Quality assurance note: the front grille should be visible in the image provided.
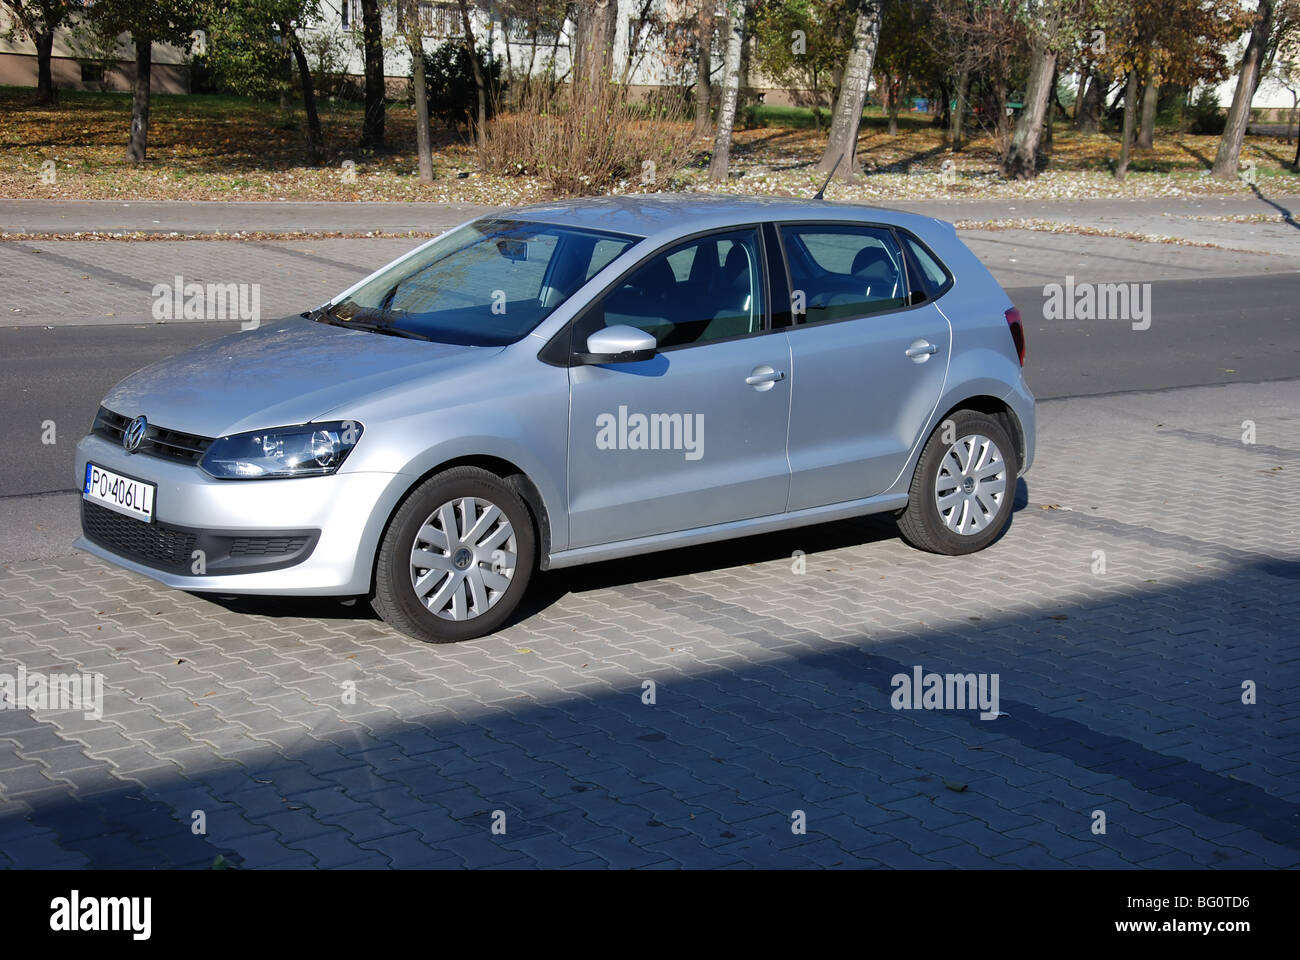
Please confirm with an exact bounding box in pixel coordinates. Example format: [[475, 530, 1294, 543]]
[[93, 407, 214, 464], [229, 536, 310, 558], [81, 500, 196, 571]]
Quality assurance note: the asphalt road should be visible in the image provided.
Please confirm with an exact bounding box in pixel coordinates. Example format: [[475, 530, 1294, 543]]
[[4, 269, 1298, 499]]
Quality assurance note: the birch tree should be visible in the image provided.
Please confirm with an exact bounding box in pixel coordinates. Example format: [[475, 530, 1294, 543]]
[[709, 0, 746, 181], [816, 0, 882, 179]]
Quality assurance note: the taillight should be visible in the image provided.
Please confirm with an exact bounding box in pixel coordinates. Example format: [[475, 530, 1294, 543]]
[[1005, 306, 1025, 366]]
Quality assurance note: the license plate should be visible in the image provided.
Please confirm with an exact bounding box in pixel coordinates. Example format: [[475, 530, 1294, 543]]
[[83, 463, 155, 523]]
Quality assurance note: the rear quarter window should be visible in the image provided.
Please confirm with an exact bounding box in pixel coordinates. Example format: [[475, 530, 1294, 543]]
[[899, 231, 953, 297]]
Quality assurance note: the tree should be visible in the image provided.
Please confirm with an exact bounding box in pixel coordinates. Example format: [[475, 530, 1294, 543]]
[[203, 0, 325, 165], [709, 0, 746, 180], [1074, 67, 1102, 133], [1002, 1, 1089, 180], [400, 0, 432, 181], [816, 0, 882, 178], [694, 0, 715, 135], [2, 0, 80, 104], [1092, 0, 1245, 159], [358, 0, 385, 149], [751, 0, 853, 133], [1213, 0, 1275, 178], [81, 0, 196, 162], [876, 0, 939, 137], [453, 0, 488, 146], [930, 0, 1021, 153]]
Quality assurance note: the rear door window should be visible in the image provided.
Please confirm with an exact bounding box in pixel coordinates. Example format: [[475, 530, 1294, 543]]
[[779, 224, 910, 324]]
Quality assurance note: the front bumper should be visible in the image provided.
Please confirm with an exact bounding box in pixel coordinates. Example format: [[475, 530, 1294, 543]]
[[74, 433, 404, 595]]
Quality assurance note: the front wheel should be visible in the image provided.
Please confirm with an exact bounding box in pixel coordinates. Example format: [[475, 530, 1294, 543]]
[[897, 410, 1017, 555], [372, 467, 536, 643]]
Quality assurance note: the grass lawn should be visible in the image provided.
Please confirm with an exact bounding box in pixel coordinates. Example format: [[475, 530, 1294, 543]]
[[2, 85, 1298, 204]]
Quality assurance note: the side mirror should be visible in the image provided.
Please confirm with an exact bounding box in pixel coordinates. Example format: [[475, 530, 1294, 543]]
[[576, 325, 657, 364]]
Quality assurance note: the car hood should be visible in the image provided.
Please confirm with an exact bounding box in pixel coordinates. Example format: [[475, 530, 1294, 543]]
[[101, 315, 496, 438]]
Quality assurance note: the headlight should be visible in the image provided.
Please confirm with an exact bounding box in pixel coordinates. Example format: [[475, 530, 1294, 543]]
[[200, 420, 363, 480]]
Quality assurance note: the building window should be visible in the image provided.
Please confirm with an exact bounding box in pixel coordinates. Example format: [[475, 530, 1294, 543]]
[[80, 63, 105, 83], [420, 3, 464, 37], [504, 15, 561, 45]]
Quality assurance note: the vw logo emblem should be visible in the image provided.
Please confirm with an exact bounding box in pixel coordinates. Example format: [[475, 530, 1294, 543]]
[[122, 416, 147, 454]]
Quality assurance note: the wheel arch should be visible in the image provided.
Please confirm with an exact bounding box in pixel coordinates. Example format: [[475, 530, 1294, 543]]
[[932, 395, 1026, 474], [368, 454, 555, 597]]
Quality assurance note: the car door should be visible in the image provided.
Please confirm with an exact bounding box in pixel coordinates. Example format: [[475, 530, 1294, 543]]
[[564, 227, 792, 549], [778, 221, 951, 511]]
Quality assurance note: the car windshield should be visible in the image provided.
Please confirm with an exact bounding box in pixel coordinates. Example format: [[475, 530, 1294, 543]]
[[318, 219, 640, 346]]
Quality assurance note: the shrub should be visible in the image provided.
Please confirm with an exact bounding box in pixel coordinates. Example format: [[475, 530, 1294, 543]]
[[1187, 88, 1226, 136], [423, 39, 503, 131], [477, 81, 696, 195]]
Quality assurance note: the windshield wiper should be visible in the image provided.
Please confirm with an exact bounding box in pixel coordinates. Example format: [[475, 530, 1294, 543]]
[[359, 323, 433, 341], [308, 308, 433, 341]]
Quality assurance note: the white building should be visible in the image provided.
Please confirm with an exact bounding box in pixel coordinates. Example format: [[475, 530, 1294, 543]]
[[0, 1, 697, 97]]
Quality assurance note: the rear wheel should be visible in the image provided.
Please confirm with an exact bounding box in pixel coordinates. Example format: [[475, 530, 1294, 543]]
[[372, 467, 536, 643], [897, 410, 1016, 555]]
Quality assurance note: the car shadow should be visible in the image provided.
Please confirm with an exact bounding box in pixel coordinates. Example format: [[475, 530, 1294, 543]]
[[526, 476, 1030, 616], [205, 478, 1031, 632]]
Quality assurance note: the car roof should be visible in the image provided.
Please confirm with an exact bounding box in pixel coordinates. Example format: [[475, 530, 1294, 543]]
[[499, 193, 950, 243]]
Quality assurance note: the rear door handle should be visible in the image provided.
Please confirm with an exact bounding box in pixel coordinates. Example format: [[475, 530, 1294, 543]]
[[905, 340, 939, 360], [745, 365, 785, 390]]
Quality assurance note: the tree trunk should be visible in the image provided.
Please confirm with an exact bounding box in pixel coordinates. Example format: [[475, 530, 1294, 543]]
[[709, 0, 745, 181], [287, 29, 324, 166], [1116, 70, 1138, 181], [360, 0, 386, 150], [1076, 67, 1101, 133], [1002, 44, 1056, 179], [126, 38, 151, 163], [1044, 64, 1059, 156], [456, 0, 488, 145], [1212, 0, 1274, 179], [574, 0, 617, 89], [816, 0, 882, 178], [34, 29, 56, 105], [886, 75, 899, 135], [949, 67, 968, 152], [693, 0, 715, 136], [936, 78, 951, 130], [406, 17, 433, 182], [1136, 72, 1157, 149]]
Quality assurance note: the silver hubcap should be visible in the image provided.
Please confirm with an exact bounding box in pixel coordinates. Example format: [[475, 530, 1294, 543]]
[[410, 497, 516, 621], [934, 433, 1007, 536]]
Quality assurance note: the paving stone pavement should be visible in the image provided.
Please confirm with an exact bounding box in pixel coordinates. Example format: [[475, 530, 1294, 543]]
[[0, 379, 1297, 868]]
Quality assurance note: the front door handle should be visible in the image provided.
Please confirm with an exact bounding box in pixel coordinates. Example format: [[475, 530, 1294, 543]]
[[905, 340, 939, 361], [745, 365, 786, 391]]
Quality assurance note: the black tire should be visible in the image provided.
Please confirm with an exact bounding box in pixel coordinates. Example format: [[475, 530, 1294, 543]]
[[372, 466, 536, 643], [897, 410, 1017, 556]]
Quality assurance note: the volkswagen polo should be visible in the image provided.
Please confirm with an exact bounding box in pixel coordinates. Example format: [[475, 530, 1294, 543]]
[[75, 195, 1034, 643]]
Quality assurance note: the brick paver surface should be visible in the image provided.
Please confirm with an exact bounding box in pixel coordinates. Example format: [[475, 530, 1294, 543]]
[[1, 380, 1297, 868]]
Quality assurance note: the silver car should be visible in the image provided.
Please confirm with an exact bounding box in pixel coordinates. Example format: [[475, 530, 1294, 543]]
[[75, 196, 1034, 643]]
